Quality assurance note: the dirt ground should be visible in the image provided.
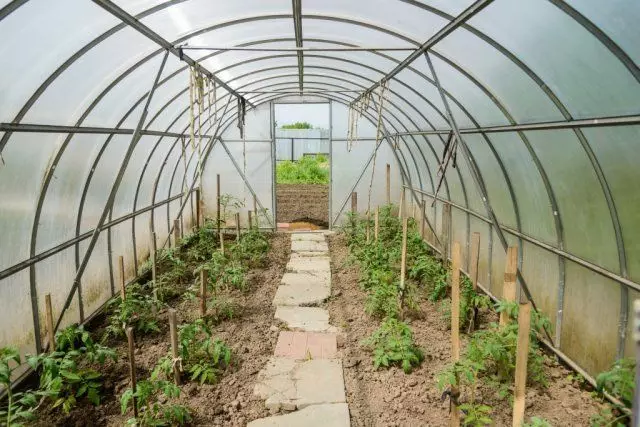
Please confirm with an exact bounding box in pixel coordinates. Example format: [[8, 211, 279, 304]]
[[32, 233, 290, 427], [276, 183, 329, 226], [326, 233, 605, 427]]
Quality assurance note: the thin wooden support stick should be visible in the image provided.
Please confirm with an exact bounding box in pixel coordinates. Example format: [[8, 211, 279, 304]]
[[119, 255, 126, 300], [398, 217, 409, 310], [441, 203, 451, 260], [500, 246, 519, 326], [150, 232, 157, 300], [451, 241, 462, 427], [168, 310, 182, 385], [253, 195, 259, 229], [398, 187, 404, 219], [195, 188, 202, 228], [386, 163, 391, 205], [351, 192, 357, 214], [468, 232, 481, 332], [219, 226, 225, 256], [420, 200, 426, 239], [45, 294, 55, 352], [200, 270, 207, 317], [126, 327, 139, 418], [512, 302, 532, 426], [248, 210, 253, 229], [235, 212, 241, 241], [216, 174, 221, 235], [366, 211, 371, 243], [174, 219, 180, 246], [374, 207, 379, 241]]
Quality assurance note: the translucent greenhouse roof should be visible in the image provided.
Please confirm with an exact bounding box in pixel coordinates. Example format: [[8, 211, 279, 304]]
[[0, 0, 639, 381]]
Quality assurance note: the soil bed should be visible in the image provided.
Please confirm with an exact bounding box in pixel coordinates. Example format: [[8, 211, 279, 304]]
[[31, 232, 289, 427], [326, 233, 604, 426]]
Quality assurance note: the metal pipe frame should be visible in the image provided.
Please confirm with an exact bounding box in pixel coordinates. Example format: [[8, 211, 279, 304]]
[[179, 46, 417, 52], [291, 0, 303, 92]]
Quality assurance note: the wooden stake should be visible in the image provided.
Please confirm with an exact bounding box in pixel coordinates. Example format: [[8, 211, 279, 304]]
[[45, 294, 55, 352], [386, 163, 391, 205], [173, 219, 180, 246], [200, 270, 207, 317], [398, 217, 408, 309], [248, 210, 253, 229], [253, 195, 259, 229], [512, 302, 532, 426], [420, 200, 426, 239], [150, 232, 158, 299], [451, 241, 462, 427], [374, 207, 379, 241], [351, 192, 357, 214], [195, 188, 202, 228], [219, 227, 225, 255], [441, 203, 451, 260], [119, 255, 126, 300], [216, 174, 221, 235], [500, 246, 519, 326], [126, 327, 139, 418], [366, 211, 371, 243], [235, 212, 241, 241], [468, 232, 481, 332], [168, 310, 182, 385], [398, 187, 404, 218]]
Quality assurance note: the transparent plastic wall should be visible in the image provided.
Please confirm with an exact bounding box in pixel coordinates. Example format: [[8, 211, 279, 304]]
[[202, 103, 275, 228]]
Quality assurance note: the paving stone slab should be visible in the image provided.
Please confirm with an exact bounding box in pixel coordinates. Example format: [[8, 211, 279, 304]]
[[291, 240, 329, 253], [274, 331, 337, 359], [273, 273, 330, 306], [290, 233, 326, 242], [253, 357, 345, 411], [286, 256, 331, 273], [247, 403, 350, 427], [275, 306, 337, 332]]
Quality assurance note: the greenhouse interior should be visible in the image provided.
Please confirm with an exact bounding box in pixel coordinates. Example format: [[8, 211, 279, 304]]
[[1, 0, 639, 425]]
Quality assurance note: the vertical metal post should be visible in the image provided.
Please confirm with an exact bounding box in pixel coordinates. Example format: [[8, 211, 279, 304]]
[[52, 50, 169, 332], [328, 101, 333, 230]]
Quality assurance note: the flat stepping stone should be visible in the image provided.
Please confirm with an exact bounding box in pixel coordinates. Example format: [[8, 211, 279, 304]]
[[291, 240, 329, 253], [291, 233, 326, 242], [275, 306, 336, 332], [273, 273, 330, 306], [253, 357, 345, 411], [274, 331, 337, 359], [247, 403, 350, 427], [286, 256, 330, 273]]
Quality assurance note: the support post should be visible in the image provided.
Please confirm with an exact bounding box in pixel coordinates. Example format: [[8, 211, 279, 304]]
[[398, 217, 409, 310], [235, 212, 241, 241], [386, 163, 391, 205], [398, 187, 405, 219], [200, 271, 207, 317], [150, 231, 157, 300], [420, 200, 426, 239], [216, 173, 221, 235], [173, 219, 180, 247], [468, 232, 481, 332], [195, 188, 202, 229], [351, 192, 357, 214], [168, 309, 181, 385], [374, 207, 379, 241], [199, 199, 205, 227], [126, 327, 139, 418], [633, 299, 640, 427], [45, 294, 55, 352], [219, 226, 225, 255], [119, 255, 126, 300], [451, 241, 462, 427], [442, 203, 451, 260], [501, 246, 519, 326], [512, 301, 532, 426], [248, 211, 253, 229], [253, 195, 259, 229]]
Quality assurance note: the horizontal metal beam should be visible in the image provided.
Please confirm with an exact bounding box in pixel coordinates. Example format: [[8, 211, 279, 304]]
[[239, 90, 362, 94], [90, 0, 253, 108], [178, 46, 417, 52], [406, 185, 640, 294], [0, 122, 214, 138], [391, 114, 640, 136], [351, 0, 493, 104], [0, 190, 194, 281]]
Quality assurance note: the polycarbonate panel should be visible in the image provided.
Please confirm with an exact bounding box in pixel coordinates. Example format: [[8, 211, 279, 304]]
[[80, 135, 130, 234], [135, 138, 176, 209], [36, 134, 106, 252], [624, 289, 640, 359], [489, 229, 518, 297], [434, 31, 566, 124], [80, 232, 112, 317], [487, 132, 557, 244], [469, 0, 640, 118], [331, 102, 376, 139], [526, 130, 619, 272], [565, 0, 640, 66], [0, 0, 118, 122], [463, 134, 517, 228], [561, 261, 620, 374], [403, 135, 436, 193], [23, 27, 158, 125], [109, 221, 136, 286], [396, 140, 423, 190], [0, 133, 61, 270], [585, 126, 640, 282], [0, 270, 36, 359]]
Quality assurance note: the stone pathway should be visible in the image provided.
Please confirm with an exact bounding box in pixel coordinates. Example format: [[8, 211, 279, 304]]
[[249, 232, 350, 427]]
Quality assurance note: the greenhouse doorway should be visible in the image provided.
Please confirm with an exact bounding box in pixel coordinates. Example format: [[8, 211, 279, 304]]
[[274, 103, 330, 230]]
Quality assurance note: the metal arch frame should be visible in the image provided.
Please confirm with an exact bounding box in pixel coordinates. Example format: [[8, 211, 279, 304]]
[[291, 0, 303, 92], [0, 0, 635, 362]]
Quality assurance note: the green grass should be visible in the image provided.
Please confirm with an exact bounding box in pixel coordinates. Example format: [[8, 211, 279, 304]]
[[276, 155, 329, 184]]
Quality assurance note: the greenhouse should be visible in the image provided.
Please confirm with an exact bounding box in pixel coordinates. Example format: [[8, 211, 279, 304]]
[[0, 0, 639, 425]]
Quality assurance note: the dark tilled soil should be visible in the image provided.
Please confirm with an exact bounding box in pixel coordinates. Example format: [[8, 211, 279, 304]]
[[31, 233, 290, 427], [326, 233, 604, 427], [276, 183, 329, 226]]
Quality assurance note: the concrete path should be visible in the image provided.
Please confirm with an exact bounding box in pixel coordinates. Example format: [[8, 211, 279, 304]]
[[249, 232, 350, 426]]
